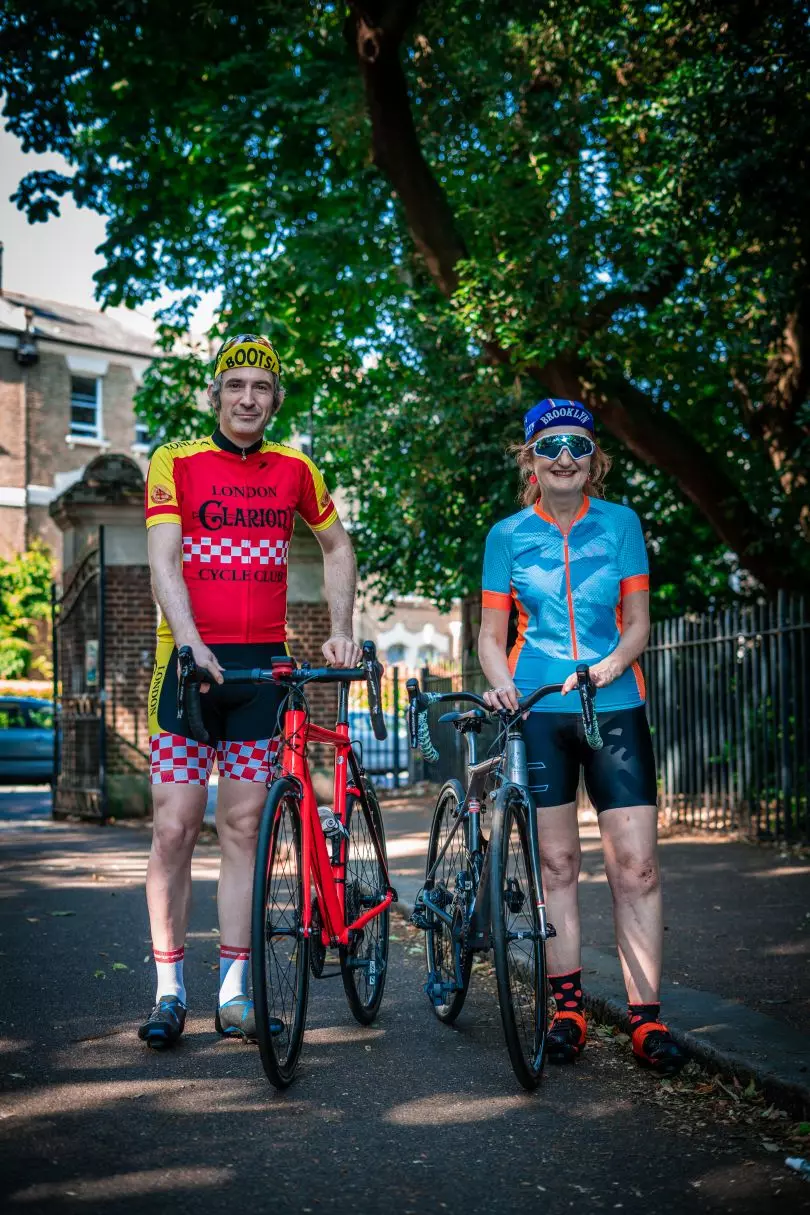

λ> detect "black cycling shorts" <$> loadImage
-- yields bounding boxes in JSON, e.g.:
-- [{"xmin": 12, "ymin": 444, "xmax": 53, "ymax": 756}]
[
  {"xmin": 149, "ymin": 640, "xmax": 289, "ymax": 744},
  {"xmin": 522, "ymin": 706, "xmax": 658, "ymax": 813}
]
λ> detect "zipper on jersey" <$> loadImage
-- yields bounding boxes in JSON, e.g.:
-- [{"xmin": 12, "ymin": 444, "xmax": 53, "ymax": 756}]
[{"xmin": 562, "ymin": 533, "xmax": 578, "ymax": 659}]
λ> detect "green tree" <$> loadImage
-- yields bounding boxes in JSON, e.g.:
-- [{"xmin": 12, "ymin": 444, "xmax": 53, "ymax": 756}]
[
  {"xmin": 2, "ymin": 0, "xmax": 808, "ymax": 610},
  {"xmin": 0, "ymin": 542, "xmax": 54, "ymax": 679}
]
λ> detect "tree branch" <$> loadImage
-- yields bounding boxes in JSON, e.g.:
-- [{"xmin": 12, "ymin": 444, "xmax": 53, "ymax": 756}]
[
  {"xmin": 579, "ymin": 258, "xmax": 686, "ymax": 338},
  {"xmin": 346, "ymin": 7, "xmax": 810, "ymax": 591},
  {"xmin": 347, "ymin": 2, "xmax": 467, "ymax": 295}
]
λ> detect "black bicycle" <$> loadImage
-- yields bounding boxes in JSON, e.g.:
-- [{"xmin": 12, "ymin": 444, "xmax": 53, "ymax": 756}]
[{"xmin": 406, "ymin": 666, "xmax": 602, "ymax": 1090}]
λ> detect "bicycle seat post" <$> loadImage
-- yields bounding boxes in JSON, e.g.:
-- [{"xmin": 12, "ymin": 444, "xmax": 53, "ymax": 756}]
[{"xmin": 464, "ymin": 725, "xmax": 479, "ymax": 782}]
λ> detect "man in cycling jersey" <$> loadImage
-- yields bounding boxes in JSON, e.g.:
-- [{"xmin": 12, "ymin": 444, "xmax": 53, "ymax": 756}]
[{"xmin": 138, "ymin": 333, "xmax": 361, "ymax": 1049}]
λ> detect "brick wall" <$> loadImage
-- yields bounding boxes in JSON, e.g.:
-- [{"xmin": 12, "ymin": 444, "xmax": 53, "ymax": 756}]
[
  {"xmin": 0, "ymin": 350, "xmax": 26, "ymax": 559},
  {"xmin": 0, "ymin": 348, "xmax": 148, "ymax": 569},
  {"xmin": 287, "ymin": 601, "xmax": 339, "ymax": 774}
]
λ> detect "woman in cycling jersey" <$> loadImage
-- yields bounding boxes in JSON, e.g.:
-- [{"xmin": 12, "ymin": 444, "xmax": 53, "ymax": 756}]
[{"xmin": 479, "ymin": 397, "xmax": 685, "ymax": 1075}]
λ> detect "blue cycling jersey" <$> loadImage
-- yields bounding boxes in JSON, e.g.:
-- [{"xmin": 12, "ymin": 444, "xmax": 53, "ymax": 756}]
[{"xmin": 482, "ymin": 496, "xmax": 649, "ymax": 713}]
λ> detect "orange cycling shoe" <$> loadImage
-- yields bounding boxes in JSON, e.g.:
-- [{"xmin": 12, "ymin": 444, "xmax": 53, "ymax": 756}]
[
  {"xmin": 547, "ymin": 1010, "xmax": 587, "ymax": 1063},
  {"xmin": 631, "ymin": 1021, "xmax": 687, "ymax": 1075}
]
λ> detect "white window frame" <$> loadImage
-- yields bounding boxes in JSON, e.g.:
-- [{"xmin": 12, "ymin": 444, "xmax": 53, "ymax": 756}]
[{"xmin": 68, "ymin": 376, "xmax": 104, "ymax": 444}]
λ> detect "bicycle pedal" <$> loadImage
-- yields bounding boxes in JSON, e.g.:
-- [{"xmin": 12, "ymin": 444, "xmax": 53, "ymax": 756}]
[{"xmin": 543, "ymin": 921, "xmax": 557, "ymax": 940}]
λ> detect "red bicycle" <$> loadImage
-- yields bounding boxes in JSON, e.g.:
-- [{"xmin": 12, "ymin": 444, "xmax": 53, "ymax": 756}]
[{"xmin": 180, "ymin": 641, "xmax": 395, "ymax": 1088}]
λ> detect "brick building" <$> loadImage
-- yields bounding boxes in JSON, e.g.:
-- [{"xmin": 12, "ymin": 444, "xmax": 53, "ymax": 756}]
[{"xmin": 0, "ymin": 289, "xmax": 155, "ymax": 565}]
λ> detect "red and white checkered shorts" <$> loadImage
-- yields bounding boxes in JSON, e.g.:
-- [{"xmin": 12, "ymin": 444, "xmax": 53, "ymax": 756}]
[{"xmin": 149, "ymin": 733, "xmax": 279, "ymax": 785}]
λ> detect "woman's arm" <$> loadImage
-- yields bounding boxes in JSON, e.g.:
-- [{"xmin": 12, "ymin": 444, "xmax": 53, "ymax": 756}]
[{"xmin": 478, "ymin": 608, "xmax": 520, "ymax": 712}]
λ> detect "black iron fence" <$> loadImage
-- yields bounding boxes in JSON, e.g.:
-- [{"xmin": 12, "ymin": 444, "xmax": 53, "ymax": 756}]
[
  {"xmin": 646, "ymin": 592, "xmax": 808, "ymax": 839},
  {"xmin": 51, "ymin": 532, "xmax": 106, "ymax": 820},
  {"xmin": 402, "ymin": 595, "xmax": 809, "ymax": 841}
]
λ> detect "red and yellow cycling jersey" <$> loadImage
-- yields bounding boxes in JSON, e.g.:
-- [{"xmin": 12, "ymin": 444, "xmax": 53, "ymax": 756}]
[{"xmin": 145, "ymin": 428, "xmax": 338, "ymax": 643}]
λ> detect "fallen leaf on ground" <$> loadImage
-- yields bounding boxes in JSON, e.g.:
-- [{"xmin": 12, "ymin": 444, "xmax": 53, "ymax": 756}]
[
  {"xmin": 112, "ymin": 962, "xmax": 128, "ymax": 971},
  {"xmin": 50, "ymin": 911, "xmax": 75, "ymax": 917},
  {"xmin": 93, "ymin": 970, "xmax": 106, "ymax": 979},
  {"xmin": 26, "ymin": 918, "xmax": 39, "ymax": 924}
]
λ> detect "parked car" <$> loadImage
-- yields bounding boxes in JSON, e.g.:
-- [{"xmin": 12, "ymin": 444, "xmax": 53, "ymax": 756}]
[
  {"xmin": 0, "ymin": 697, "xmax": 55, "ymax": 783},
  {"xmin": 347, "ymin": 709, "xmax": 409, "ymax": 783}
]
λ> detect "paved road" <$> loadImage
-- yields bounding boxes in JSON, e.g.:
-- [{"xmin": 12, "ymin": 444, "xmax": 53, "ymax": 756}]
[
  {"xmin": 1, "ymin": 812, "xmax": 809, "ymax": 1214},
  {"xmin": 380, "ymin": 792, "xmax": 810, "ymax": 1035}
]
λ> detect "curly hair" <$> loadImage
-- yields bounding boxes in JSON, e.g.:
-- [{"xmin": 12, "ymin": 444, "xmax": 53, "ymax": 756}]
[{"xmin": 508, "ymin": 438, "xmax": 612, "ymax": 507}]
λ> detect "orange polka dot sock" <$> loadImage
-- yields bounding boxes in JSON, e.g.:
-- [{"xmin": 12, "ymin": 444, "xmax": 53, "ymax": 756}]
[
  {"xmin": 628, "ymin": 1002, "xmax": 660, "ymax": 1029},
  {"xmin": 549, "ymin": 969, "xmax": 583, "ymax": 1014}
]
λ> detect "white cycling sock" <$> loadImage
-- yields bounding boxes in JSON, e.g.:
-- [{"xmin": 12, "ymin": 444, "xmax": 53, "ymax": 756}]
[
  {"xmin": 153, "ymin": 946, "xmax": 186, "ymax": 1005},
  {"xmin": 219, "ymin": 944, "xmax": 250, "ymax": 1005}
]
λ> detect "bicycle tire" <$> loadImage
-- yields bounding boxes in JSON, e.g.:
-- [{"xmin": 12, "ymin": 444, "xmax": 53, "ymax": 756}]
[
  {"xmin": 340, "ymin": 775, "xmax": 390, "ymax": 1025},
  {"xmin": 251, "ymin": 779, "xmax": 310, "ymax": 1088},
  {"xmin": 490, "ymin": 788, "xmax": 547, "ymax": 1090},
  {"xmin": 424, "ymin": 779, "xmax": 474, "ymax": 1024}
]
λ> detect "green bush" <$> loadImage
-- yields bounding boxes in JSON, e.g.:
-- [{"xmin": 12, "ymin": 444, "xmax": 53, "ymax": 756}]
[{"xmin": 0, "ymin": 542, "xmax": 54, "ymax": 679}]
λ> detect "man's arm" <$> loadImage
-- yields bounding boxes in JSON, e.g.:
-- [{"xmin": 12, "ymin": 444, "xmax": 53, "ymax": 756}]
[
  {"xmin": 312, "ymin": 518, "xmax": 362, "ymax": 667},
  {"xmin": 147, "ymin": 523, "xmax": 224, "ymax": 683}
]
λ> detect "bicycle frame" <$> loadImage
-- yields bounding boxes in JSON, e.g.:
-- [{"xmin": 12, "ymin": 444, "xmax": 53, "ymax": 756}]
[
  {"xmin": 420, "ymin": 719, "xmax": 549, "ymax": 951},
  {"xmin": 277, "ymin": 680, "xmax": 395, "ymax": 949}
]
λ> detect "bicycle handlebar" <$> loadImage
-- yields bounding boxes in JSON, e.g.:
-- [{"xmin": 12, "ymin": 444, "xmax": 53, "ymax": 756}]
[
  {"xmin": 406, "ymin": 663, "xmax": 603, "ymax": 764},
  {"xmin": 177, "ymin": 640, "xmax": 387, "ymax": 746}
]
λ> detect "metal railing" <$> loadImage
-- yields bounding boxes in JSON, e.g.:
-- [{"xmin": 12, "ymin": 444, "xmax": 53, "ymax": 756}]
[
  {"xmin": 401, "ymin": 594, "xmax": 809, "ymax": 841},
  {"xmin": 647, "ymin": 592, "xmax": 808, "ymax": 839}
]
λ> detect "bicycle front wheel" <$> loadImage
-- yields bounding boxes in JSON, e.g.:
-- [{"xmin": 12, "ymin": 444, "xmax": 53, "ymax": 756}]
[
  {"xmin": 251, "ymin": 779, "xmax": 310, "ymax": 1088},
  {"xmin": 424, "ymin": 779, "xmax": 474, "ymax": 1024},
  {"xmin": 340, "ymin": 776, "xmax": 390, "ymax": 1025},
  {"xmin": 490, "ymin": 789, "xmax": 547, "ymax": 1090}
]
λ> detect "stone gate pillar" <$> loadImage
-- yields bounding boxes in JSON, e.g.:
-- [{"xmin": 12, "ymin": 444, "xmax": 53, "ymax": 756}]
[{"xmin": 50, "ymin": 454, "xmax": 154, "ymax": 817}]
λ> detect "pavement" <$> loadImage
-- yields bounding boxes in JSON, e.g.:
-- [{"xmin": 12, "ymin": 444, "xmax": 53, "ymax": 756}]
[
  {"xmin": 379, "ymin": 789, "xmax": 810, "ymax": 1118},
  {"xmin": 2, "ymin": 788, "xmax": 810, "ymax": 1214}
]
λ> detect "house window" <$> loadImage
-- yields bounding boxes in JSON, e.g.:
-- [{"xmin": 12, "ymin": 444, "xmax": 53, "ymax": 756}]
[
  {"xmin": 70, "ymin": 376, "xmax": 101, "ymax": 438},
  {"xmin": 134, "ymin": 419, "xmax": 150, "ymax": 447}
]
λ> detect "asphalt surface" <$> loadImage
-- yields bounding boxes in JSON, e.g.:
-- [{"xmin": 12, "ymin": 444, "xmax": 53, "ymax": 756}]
[
  {"xmin": 381, "ymin": 792, "xmax": 810, "ymax": 1036},
  {"xmin": 1, "ymin": 799, "xmax": 810, "ymax": 1214}
]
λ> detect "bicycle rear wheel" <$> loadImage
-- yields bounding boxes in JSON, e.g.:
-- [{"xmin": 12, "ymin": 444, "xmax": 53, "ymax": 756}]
[
  {"xmin": 424, "ymin": 779, "xmax": 474, "ymax": 1023},
  {"xmin": 251, "ymin": 779, "xmax": 310, "ymax": 1088},
  {"xmin": 340, "ymin": 776, "xmax": 390, "ymax": 1025},
  {"xmin": 490, "ymin": 789, "xmax": 547, "ymax": 1090}
]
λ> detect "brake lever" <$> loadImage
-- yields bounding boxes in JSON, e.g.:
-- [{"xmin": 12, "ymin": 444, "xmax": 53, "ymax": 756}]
[{"xmin": 177, "ymin": 645, "xmax": 196, "ymax": 720}]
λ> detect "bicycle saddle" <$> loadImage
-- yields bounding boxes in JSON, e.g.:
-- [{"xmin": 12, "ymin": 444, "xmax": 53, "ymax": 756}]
[{"xmin": 438, "ymin": 708, "xmax": 487, "ymax": 733}]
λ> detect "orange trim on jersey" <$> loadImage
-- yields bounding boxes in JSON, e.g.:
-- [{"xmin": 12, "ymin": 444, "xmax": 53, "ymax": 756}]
[
  {"xmin": 533, "ymin": 496, "xmax": 591, "ymax": 529},
  {"xmin": 534, "ymin": 498, "xmax": 589, "ymax": 660},
  {"xmin": 482, "ymin": 590, "xmax": 512, "ymax": 611},
  {"xmin": 620, "ymin": 574, "xmax": 649, "ymax": 597},
  {"xmin": 507, "ymin": 587, "xmax": 529, "ymax": 676},
  {"xmin": 563, "ymin": 535, "xmax": 578, "ymax": 659},
  {"xmin": 615, "ymin": 603, "xmax": 647, "ymax": 700}
]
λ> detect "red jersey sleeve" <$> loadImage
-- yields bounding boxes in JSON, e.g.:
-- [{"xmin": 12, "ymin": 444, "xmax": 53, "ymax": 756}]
[{"xmin": 296, "ymin": 453, "xmax": 338, "ymax": 532}]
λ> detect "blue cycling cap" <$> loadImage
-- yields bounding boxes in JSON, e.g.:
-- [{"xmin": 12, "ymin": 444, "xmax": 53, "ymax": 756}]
[{"xmin": 523, "ymin": 398, "xmax": 594, "ymax": 443}]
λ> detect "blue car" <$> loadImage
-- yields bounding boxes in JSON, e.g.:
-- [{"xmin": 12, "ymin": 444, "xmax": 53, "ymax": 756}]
[{"xmin": 0, "ymin": 697, "xmax": 55, "ymax": 783}]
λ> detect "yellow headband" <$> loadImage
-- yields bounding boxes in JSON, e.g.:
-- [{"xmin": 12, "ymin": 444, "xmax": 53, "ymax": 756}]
[{"xmin": 214, "ymin": 340, "xmax": 280, "ymax": 379}]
